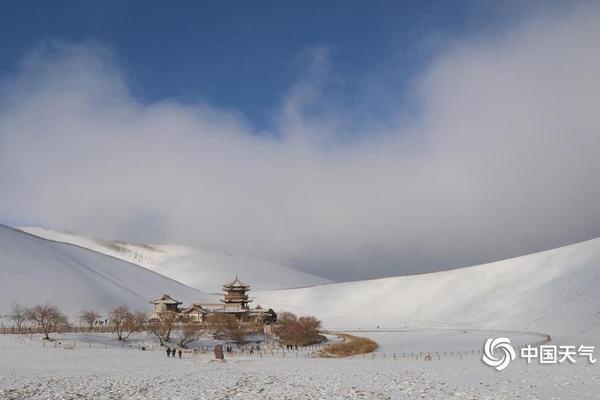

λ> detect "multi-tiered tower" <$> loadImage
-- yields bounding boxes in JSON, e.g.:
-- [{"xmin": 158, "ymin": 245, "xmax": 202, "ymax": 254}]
[{"xmin": 221, "ymin": 276, "xmax": 252, "ymax": 309}]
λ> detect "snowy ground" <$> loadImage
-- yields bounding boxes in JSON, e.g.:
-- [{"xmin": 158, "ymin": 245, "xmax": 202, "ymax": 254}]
[{"xmin": 1, "ymin": 335, "xmax": 598, "ymax": 399}]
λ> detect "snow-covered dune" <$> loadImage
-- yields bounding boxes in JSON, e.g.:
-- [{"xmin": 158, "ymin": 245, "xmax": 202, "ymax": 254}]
[
  {"xmin": 10, "ymin": 225, "xmax": 600, "ymax": 338},
  {"xmin": 19, "ymin": 227, "xmax": 330, "ymax": 292},
  {"xmin": 0, "ymin": 225, "xmax": 212, "ymax": 316},
  {"xmin": 255, "ymin": 238, "xmax": 600, "ymax": 338}
]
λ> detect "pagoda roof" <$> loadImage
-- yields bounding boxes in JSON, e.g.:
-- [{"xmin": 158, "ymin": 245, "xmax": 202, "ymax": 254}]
[
  {"xmin": 223, "ymin": 276, "xmax": 250, "ymax": 289},
  {"xmin": 149, "ymin": 294, "xmax": 182, "ymax": 305},
  {"xmin": 180, "ymin": 304, "xmax": 208, "ymax": 314}
]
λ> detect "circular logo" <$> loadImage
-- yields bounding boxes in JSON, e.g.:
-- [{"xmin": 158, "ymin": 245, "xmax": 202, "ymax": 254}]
[{"xmin": 482, "ymin": 337, "xmax": 516, "ymax": 371}]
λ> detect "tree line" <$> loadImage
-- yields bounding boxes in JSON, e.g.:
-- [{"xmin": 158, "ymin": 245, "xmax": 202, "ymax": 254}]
[
  {"xmin": 7, "ymin": 302, "xmax": 147, "ymax": 341},
  {"xmin": 7, "ymin": 302, "xmax": 324, "ymax": 347}
]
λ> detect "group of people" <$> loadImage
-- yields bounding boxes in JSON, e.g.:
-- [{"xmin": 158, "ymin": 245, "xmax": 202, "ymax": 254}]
[
  {"xmin": 166, "ymin": 347, "xmax": 182, "ymax": 359},
  {"xmin": 165, "ymin": 343, "xmax": 266, "ymax": 359},
  {"xmin": 224, "ymin": 343, "xmax": 261, "ymax": 354},
  {"xmin": 286, "ymin": 344, "xmax": 299, "ymax": 351}
]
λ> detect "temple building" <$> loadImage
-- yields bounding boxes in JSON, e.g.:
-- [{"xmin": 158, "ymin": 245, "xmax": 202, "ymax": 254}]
[
  {"xmin": 149, "ymin": 294, "xmax": 182, "ymax": 319},
  {"xmin": 154, "ymin": 277, "xmax": 276, "ymax": 323},
  {"xmin": 221, "ymin": 276, "xmax": 252, "ymax": 309}
]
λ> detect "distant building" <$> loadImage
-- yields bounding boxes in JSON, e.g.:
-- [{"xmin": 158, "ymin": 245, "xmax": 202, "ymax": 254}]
[
  {"xmin": 149, "ymin": 294, "xmax": 182, "ymax": 319},
  {"xmin": 153, "ymin": 277, "xmax": 276, "ymax": 323},
  {"xmin": 179, "ymin": 303, "xmax": 207, "ymax": 322},
  {"xmin": 221, "ymin": 276, "xmax": 252, "ymax": 309}
]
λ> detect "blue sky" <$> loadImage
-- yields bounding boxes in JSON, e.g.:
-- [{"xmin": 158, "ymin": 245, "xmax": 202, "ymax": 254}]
[
  {"xmin": 0, "ymin": 0, "xmax": 548, "ymax": 130},
  {"xmin": 2, "ymin": 1, "xmax": 599, "ymax": 279}
]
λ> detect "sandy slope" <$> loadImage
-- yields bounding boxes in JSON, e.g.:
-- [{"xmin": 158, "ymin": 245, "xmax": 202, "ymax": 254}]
[
  {"xmin": 255, "ymin": 237, "xmax": 600, "ymax": 337},
  {"xmin": 19, "ymin": 227, "xmax": 330, "ymax": 292},
  {"xmin": 0, "ymin": 225, "xmax": 211, "ymax": 316}
]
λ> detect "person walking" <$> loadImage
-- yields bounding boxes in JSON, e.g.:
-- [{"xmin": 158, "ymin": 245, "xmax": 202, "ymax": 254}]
[
  {"xmin": 178, "ymin": 349, "xmax": 182, "ymax": 359},
  {"xmin": 166, "ymin": 347, "xmax": 171, "ymax": 357},
  {"xmin": 172, "ymin": 348, "xmax": 176, "ymax": 358}
]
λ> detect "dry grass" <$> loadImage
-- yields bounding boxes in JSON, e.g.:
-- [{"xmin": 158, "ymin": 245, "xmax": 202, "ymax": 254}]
[
  {"xmin": 280, "ymin": 334, "xmax": 326, "ymax": 347},
  {"xmin": 321, "ymin": 334, "xmax": 378, "ymax": 358}
]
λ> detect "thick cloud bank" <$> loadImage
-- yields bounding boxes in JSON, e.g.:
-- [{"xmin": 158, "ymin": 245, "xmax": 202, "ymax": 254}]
[{"xmin": 1, "ymin": 5, "xmax": 600, "ymax": 280}]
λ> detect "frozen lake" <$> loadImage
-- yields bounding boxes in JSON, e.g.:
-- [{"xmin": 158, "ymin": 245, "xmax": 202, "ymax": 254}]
[{"xmin": 347, "ymin": 329, "xmax": 547, "ymax": 353}]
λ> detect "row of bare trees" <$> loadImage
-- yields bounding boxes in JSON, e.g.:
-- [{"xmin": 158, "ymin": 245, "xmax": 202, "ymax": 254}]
[
  {"xmin": 7, "ymin": 302, "xmax": 146, "ymax": 341},
  {"xmin": 7, "ymin": 303, "xmax": 245, "ymax": 346},
  {"xmin": 8, "ymin": 302, "xmax": 323, "ymax": 347}
]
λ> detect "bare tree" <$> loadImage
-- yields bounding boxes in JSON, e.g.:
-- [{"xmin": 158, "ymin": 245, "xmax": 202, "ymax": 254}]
[
  {"xmin": 25, "ymin": 303, "xmax": 68, "ymax": 340},
  {"xmin": 205, "ymin": 313, "xmax": 245, "ymax": 344},
  {"xmin": 109, "ymin": 305, "xmax": 146, "ymax": 340},
  {"xmin": 178, "ymin": 322, "xmax": 204, "ymax": 347},
  {"xmin": 79, "ymin": 309, "xmax": 101, "ymax": 331},
  {"xmin": 9, "ymin": 302, "xmax": 27, "ymax": 333},
  {"xmin": 148, "ymin": 311, "xmax": 177, "ymax": 345}
]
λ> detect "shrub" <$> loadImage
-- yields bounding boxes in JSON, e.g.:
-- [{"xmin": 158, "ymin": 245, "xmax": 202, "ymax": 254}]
[
  {"xmin": 274, "ymin": 312, "xmax": 323, "ymax": 346},
  {"xmin": 322, "ymin": 334, "xmax": 378, "ymax": 357}
]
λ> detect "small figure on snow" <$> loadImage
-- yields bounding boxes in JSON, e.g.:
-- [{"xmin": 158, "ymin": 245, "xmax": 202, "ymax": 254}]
[
  {"xmin": 178, "ymin": 349, "xmax": 182, "ymax": 359},
  {"xmin": 172, "ymin": 348, "xmax": 176, "ymax": 358},
  {"xmin": 166, "ymin": 348, "xmax": 171, "ymax": 357}
]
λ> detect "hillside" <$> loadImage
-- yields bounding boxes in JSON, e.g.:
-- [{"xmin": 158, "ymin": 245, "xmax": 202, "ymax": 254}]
[
  {"xmin": 19, "ymin": 227, "xmax": 330, "ymax": 292},
  {"xmin": 9, "ymin": 225, "xmax": 600, "ymax": 339},
  {"xmin": 0, "ymin": 225, "xmax": 212, "ymax": 317},
  {"xmin": 255, "ymin": 237, "xmax": 600, "ymax": 338}
]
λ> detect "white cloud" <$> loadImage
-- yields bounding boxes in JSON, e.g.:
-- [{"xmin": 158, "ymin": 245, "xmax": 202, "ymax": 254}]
[{"xmin": 2, "ymin": 5, "xmax": 600, "ymax": 280}]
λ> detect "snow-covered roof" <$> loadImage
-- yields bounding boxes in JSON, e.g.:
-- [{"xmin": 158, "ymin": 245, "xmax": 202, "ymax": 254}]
[
  {"xmin": 149, "ymin": 294, "xmax": 182, "ymax": 305},
  {"xmin": 223, "ymin": 275, "xmax": 250, "ymax": 289},
  {"xmin": 180, "ymin": 304, "xmax": 208, "ymax": 314}
]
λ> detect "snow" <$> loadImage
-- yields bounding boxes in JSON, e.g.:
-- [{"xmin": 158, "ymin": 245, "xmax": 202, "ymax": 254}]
[
  {"xmin": 255, "ymin": 237, "xmax": 600, "ymax": 338},
  {"xmin": 3, "ymin": 228, "xmax": 600, "ymax": 398},
  {"xmin": 1, "ymin": 334, "xmax": 598, "ymax": 399},
  {"xmin": 19, "ymin": 226, "xmax": 331, "ymax": 292},
  {"xmin": 350, "ymin": 330, "xmax": 546, "ymax": 353},
  {"xmin": 7, "ymin": 224, "xmax": 600, "ymax": 340},
  {"xmin": 6, "ymin": 224, "xmax": 600, "ymax": 342},
  {"xmin": 0, "ymin": 225, "xmax": 212, "ymax": 317}
]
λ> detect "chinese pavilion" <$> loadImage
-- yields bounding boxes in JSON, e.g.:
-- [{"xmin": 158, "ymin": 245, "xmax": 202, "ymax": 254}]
[{"xmin": 221, "ymin": 276, "xmax": 252, "ymax": 309}]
